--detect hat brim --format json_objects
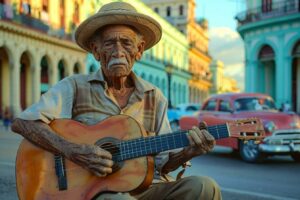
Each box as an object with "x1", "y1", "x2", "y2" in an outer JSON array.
[{"x1": 75, "y1": 11, "x2": 162, "y2": 52}]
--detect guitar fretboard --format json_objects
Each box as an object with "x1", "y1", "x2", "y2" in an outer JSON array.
[{"x1": 110, "y1": 124, "x2": 229, "y2": 162}]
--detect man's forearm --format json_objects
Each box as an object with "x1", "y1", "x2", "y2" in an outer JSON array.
[{"x1": 11, "y1": 118, "x2": 73, "y2": 156}]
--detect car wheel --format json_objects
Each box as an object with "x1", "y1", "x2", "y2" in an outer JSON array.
[
  {"x1": 291, "y1": 153, "x2": 300, "y2": 162},
  {"x1": 239, "y1": 140, "x2": 265, "y2": 163},
  {"x1": 170, "y1": 121, "x2": 180, "y2": 132}
]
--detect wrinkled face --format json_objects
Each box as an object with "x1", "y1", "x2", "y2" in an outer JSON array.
[{"x1": 90, "y1": 25, "x2": 145, "y2": 78}]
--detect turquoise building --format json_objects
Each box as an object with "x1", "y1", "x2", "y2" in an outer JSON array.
[
  {"x1": 236, "y1": 0, "x2": 300, "y2": 113},
  {"x1": 85, "y1": 0, "x2": 190, "y2": 107}
]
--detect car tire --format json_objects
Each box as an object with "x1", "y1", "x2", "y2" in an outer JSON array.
[
  {"x1": 170, "y1": 120, "x2": 180, "y2": 132},
  {"x1": 291, "y1": 153, "x2": 300, "y2": 162},
  {"x1": 239, "y1": 140, "x2": 265, "y2": 163}
]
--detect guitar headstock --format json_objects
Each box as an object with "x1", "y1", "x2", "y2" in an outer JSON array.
[{"x1": 227, "y1": 118, "x2": 265, "y2": 140}]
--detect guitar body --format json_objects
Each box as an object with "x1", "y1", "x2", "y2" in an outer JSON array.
[{"x1": 16, "y1": 115, "x2": 154, "y2": 200}]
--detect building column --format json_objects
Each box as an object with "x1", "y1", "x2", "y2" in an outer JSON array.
[
  {"x1": 283, "y1": 56, "x2": 292, "y2": 106},
  {"x1": 10, "y1": 59, "x2": 21, "y2": 115},
  {"x1": 275, "y1": 48, "x2": 285, "y2": 107},
  {"x1": 32, "y1": 56, "x2": 41, "y2": 103},
  {"x1": 245, "y1": 60, "x2": 257, "y2": 92}
]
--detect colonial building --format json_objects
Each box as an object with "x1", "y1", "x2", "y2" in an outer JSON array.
[
  {"x1": 236, "y1": 0, "x2": 300, "y2": 112},
  {"x1": 142, "y1": 0, "x2": 212, "y2": 104},
  {"x1": 210, "y1": 60, "x2": 240, "y2": 94},
  {"x1": 85, "y1": 0, "x2": 191, "y2": 108},
  {"x1": 0, "y1": 0, "x2": 91, "y2": 116}
]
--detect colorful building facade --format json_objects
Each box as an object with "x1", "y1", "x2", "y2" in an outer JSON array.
[
  {"x1": 236, "y1": 0, "x2": 300, "y2": 112},
  {"x1": 0, "y1": 0, "x2": 92, "y2": 116},
  {"x1": 142, "y1": 0, "x2": 212, "y2": 104}
]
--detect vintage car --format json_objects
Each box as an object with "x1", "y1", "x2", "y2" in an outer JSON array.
[
  {"x1": 179, "y1": 93, "x2": 300, "y2": 163},
  {"x1": 167, "y1": 103, "x2": 201, "y2": 131}
]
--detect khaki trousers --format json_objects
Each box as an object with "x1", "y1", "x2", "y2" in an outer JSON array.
[{"x1": 96, "y1": 176, "x2": 222, "y2": 200}]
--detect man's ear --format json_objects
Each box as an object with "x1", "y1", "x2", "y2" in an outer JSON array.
[
  {"x1": 135, "y1": 40, "x2": 145, "y2": 61},
  {"x1": 90, "y1": 41, "x2": 101, "y2": 61}
]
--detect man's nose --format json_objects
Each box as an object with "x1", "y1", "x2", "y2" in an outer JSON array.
[{"x1": 112, "y1": 42, "x2": 125, "y2": 58}]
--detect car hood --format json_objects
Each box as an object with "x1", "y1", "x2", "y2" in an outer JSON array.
[{"x1": 234, "y1": 111, "x2": 300, "y2": 129}]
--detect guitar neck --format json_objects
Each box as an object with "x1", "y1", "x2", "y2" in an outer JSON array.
[{"x1": 114, "y1": 123, "x2": 230, "y2": 162}]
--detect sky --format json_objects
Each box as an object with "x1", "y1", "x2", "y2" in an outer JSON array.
[{"x1": 195, "y1": 0, "x2": 246, "y2": 91}]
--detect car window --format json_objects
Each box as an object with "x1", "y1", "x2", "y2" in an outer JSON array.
[
  {"x1": 186, "y1": 105, "x2": 199, "y2": 112},
  {"x1": 234, "y1": 97, "x2": 276, "y2": 111},
  {"x1": 203, "y1": 100, "x2": 217, "y2": 111},
  {"x1": 219, "y1": 100, "x2": 231, "y2": 112}
]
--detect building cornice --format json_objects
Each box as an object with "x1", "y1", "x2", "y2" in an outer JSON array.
[{"x1": 0, "y1": 20, "x2": 85, "y2": 53}]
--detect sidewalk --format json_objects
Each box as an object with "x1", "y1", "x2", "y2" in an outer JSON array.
[{"x1": 0, "y1": 125, "x2": 22, "y2": 200}]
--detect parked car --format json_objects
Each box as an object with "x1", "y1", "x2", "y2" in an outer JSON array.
[
  {"x1": 179, "y1": 93, "x2": 300, "y2": 163},
  {"x1": 168, "y1": 103, "x2": 201, "y2": 131}
]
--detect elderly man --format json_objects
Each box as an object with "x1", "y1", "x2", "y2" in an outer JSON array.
[{"x1": 12, "y1": 2, "x2": 221, "y2": 200}]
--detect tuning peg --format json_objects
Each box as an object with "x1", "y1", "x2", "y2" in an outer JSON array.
[{"x1": 244, "y1": 140, "x2": 248, "y2": 144}]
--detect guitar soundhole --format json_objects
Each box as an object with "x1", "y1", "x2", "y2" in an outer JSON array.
[{"x1": 95, "y1": 138, "x2": 124, "y2": 173}]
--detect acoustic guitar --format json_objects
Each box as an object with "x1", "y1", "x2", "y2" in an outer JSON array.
[{"x1": 16, "y1": 115, "x2": 264, "y2": 200}]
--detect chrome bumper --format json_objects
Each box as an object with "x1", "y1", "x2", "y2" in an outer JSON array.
[
  {"x1": 259, "y1": 143, "x2": 300, "y2": 153},
  {"x1": 259, "y1": 129, "x2": 300, "y2": 153}
]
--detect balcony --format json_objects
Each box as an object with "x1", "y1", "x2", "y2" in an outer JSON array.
[
  {"x1": 235, "y1": 1, "x2": 300, "y2": 26},
  {"x1": 0, "y1": 3, "x2": 73, "y2": 41}
]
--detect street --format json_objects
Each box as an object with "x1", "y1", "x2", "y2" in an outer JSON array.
[{"x1": 0, "y1": 126, "x2": 299, "y2": 200}]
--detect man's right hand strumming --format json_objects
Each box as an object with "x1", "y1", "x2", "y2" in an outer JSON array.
[{"x1": 63, "y1": 143, "x2": 114, "y2": 177}]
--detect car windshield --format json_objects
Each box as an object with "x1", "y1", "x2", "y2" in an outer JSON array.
[{"x1": 234, "y1": 97, "x2": 277, "y2": 111}]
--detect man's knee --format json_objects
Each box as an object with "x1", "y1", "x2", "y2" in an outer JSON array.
[
  {"x1": 181, "y1": 176, "x2": 221, "y2": 199},
  {"x1": 96, "y1": 192, "x2": 136, "y2": 200}
]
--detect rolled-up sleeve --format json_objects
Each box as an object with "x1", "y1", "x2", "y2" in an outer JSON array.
[{"x1": 18, "y1": 77, "x2": 75, "y2": 124}]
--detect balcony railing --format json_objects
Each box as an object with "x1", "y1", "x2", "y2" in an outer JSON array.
[
  {"x1": 236, "y1": 1, "x2": 300, "y2": 26},
  {"x1": 0, "y1": 3, "x2": 73, "y2": 41}
]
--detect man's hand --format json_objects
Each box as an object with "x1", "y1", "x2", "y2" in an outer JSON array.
[
  {"x1": 184, "y1": 122, "x2": 215, "y2": 157},
  {"x1": 64, "y1": 144, "x2": 114, "y2": 177}
]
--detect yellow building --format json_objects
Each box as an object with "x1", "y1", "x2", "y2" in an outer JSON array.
[
  {"x1": 210, "y1": 60, "x2": 240, "y2": 94},
  {"x1": 0, "y1": 0, "x2": 97, "y2": 115},
  {"x1": 142, "y1": 0, "x2": 212, "y2": 103}
]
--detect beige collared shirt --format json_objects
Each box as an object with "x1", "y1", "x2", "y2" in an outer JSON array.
[{"x1": 18, "y1": 70, "x2": 181, "y2": 181}]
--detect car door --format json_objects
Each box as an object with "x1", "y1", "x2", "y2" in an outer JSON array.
[{"x1": 199, "y1": 99, "x2": 220, "y2": 125}]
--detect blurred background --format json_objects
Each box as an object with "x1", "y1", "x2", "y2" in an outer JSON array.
[{"x1": 0, "y1": 0, "x2": 300, "y2": 200}]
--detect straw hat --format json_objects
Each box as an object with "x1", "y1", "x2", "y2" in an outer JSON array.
[{"x1": 75, "y1": 2, "x2": 162, "y2": 52}]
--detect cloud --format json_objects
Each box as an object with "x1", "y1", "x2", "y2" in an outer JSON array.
[{"x1": 209, "y1": 27, "x2": 245, "y2": 90}]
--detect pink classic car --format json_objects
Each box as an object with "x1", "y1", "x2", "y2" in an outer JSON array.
[{"x1": 179, "y1": 93, "x2": 300, "y2": 163}]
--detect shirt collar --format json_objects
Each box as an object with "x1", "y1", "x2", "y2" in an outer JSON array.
[{"x1": 87, "y1": 69, "x2": 155, "y2": 98}]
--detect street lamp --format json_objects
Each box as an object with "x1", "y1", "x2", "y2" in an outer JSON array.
[{"x1": 165, "y1": 64, "x2": 173, "y2": 108}]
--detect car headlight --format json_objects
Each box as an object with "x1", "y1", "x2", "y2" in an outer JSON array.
[
  {"x1": 290, "y1": 116, "x2": 300, "y2": 128},
  {"x1": 265, "y1": 121, "x2": 277, "y2": 132}
]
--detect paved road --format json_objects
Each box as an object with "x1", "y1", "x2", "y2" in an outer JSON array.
[{"x1": 1, "y1": 126, "x2": 299, "y2": 200}]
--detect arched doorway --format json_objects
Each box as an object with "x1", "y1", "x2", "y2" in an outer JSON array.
[
  {"x1": 58, "y1": 59, "x2": 66, "y2": 80},
  {"x1": 258, "y1": 45, "x2": 276, "y2": 99},
  {"x1": 41, "y1": 56, "x2": 49, "y2": 95},
  {"x1": 292, "y1": 41, "x2": 300, "y2": 113},
  {"x1": 20, "y1": 52, "x2": 32, "y2": 110},
  {"x1": 0, "y1": 47, "x2": 10, "y2": 115},
  {"x1": 73, "y1": 62, "x2": 80, "y2": 74},
  {"x1": 89, "y1": 64, "x2": 96, "y2": 74}
]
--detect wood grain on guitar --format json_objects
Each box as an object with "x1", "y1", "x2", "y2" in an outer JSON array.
[{"x1": 16, "y1": 115, "x2": 265, "y2": 200}]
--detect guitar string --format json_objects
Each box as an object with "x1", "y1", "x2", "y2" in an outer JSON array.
[
  {"x1": 94, "y1": 126, "x2": 231, "y2": 159},
  {"x1": 94, "y1": 125, "x2": 229, "y2": 152},
  {"x1": 95, "y1": 126, "x2": 230, "y2": 154}
]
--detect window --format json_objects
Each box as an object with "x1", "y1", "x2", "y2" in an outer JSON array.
[
  {"x1": 179, "y1": 5, "x2": 184, "y2": 16},
  {"x1": 219, "y1": 100, "x2": 231, "y2": 112},
  {"x1": 262, "y1": 0, "x2": 272, "y2": 13},
  {"x1": 154, "y1": 7, "x2": 159, "y2": 13},
  {"x1": 166, "y1": 6, "x2": 171, "y2": 16},
  {"x1": 203, "y1": 100, "x2": 217, "y2": 111}
]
